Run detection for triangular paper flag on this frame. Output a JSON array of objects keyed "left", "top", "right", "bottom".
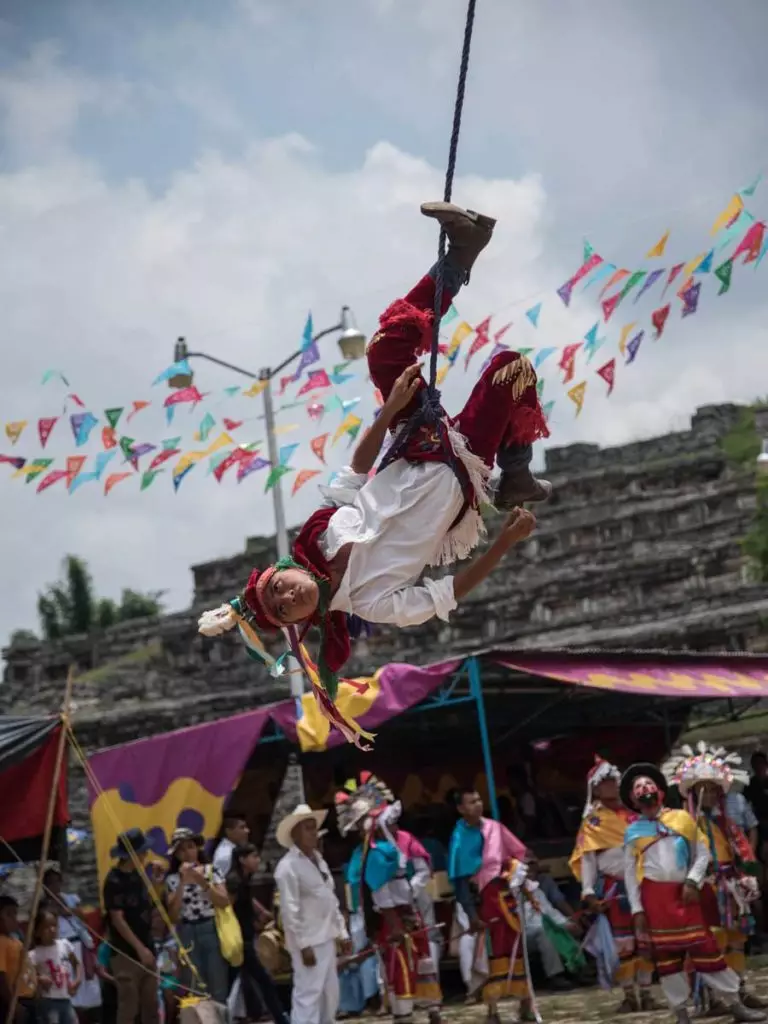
[
  {"left": 625, "top": 331, "right": 644, "bottom": 365},
  {"left": 733, "top": 221, "right": 766, "bottom": 264},
  {"left": 104, "top": 407, "right": 123, "bottom": 430},
  {"left": 70, "top": 412, "right": 99, "bottom": 447},
  {"left": 278, "top": 443, "right": 299, "bottom": 466},
  {"left": 37, "top": 470, "right": 68, "bottom": 494},
  {"left": 711, "top": 194, "right": 744, "bottom": 235},
  {"left": 695, "top": 250, "right": 714, "bottom": 273},
  {"left": 601, "top": 292, "right": 622, "bottom": 321},
  {"left": 301, "top": 312, "right": 314, "bottom": 351},
  {"left": 38, "top": 417, "right": 58, "bottom": 448},
  {"left": 448, "top": 321, "right": 473, "bottom": 356},
  {"left": 662, "top": 263, "right": 685, "bottom": 297},
  {"left": 222, "top": 418, "right": 243, "bottom": 431},
  {"left": 292, "top": 469, "right": 321, "bottom": 496},
  {"left": 441, "top": 304, "right": 459, "bottom": 325},
  {"left": 646, "top": 230, "right": 670, "bottom": 259},
  {"left": 5, "top": 421, "right": 27, "bottom": 445},
  {"left": 140, "top": 469, "right": 163, "bottom": 491},
  {"left": 599, "top": 268, "right": 630, "bottom": 298},
  {"left": 567, "top": 381, "right": 587, "bottom": 417},
  {"left": 681, "top": 281, "right": 701, "bottom": 317},
  {"left": 596, "top": 359, "right": 616, "bottom": 395},
  {"left": 104, "top": 472, "right": 133, "bottom": 496},
  {"left": 583, "top": 238, "right": 594, "bottom": 262},
  {"left": 618, "top": 323, "right": 636, "bottom": 357},
  {"left": 714, "top": 258, "right": 733, "bottom": 295},
  {"left": 243, "top": 380, "right": 268, "bottom": 398},
  {"left": 333, "top": 413, "right": 363, "bottom": 445},
  {"left": 740, "top": 173, "right": 763, "bottom": 198},
  {"left": 532, "top": 347, "right": 555, "bottom": 370},
  {"left": 651, "top": 304, "right": 671, "bottom": 338},
  {"left": 66, "top": 456, "right": 87, "bottom": 488},
  {"left": 310, "top": 433, "right": 329, "bottom": 464},
  {"left": 196, "top": 411, "right": 216, "bottom": 441},
  {"left": 634, "top": 268, "right": 665, "bottom": 303},
  {"left": 127, "top": 400, "right": 150, "bottom": 422},
  {"left": 543, "top": 400, "right": 555, "bottom": 419},
  {"left": 265, "top": 464, "right": 293, "bottom": 492},
  {"left": 525, "top": 303, "right": 542, "bottom": 327},
  {"left": 297, "top": 370, "right": 332, "bottom": 396}
]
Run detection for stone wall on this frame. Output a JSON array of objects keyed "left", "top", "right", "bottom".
[{"left": 4, "top": 401, "right": 768, "bottom": 898}]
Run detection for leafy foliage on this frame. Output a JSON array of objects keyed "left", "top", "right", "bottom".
[{"left": 36, "top": 556, "right": 164, "bottom": 641}]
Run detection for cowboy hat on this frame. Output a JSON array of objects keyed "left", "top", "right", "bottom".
[
  {"left": 168, "top": 826, "right": 204, "bottom": 856},
  {"left": 620, "top": 762, "right": 667, "bottom": 810},
  {"left": 276, "top": 804, "right": 327, "bottom": 849},
  {"left": 110, "top": 828, "right": 151, "bottom": 860}
]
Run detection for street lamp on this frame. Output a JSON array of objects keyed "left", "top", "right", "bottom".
[{"left": 169, "top": 307, "right": 366, "bottom": 697}]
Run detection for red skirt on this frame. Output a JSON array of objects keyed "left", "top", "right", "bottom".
[
  {"left": 377, "top": 906, "right": 441, "bottom": 1006},
  {"left": 640, "top": 879, "right": 727, "bottom": 976},
  {"left": 479, "top": 878, "right": 528, "bottom": 1002}
]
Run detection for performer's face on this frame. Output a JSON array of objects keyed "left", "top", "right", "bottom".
[
  {"left": 631, "top": 775, "right": 661, "bottom": 815},
  {"left": 595, "top": 777, "right": 619, "bottom": 803},
  {"left": 696, "top": 781, "right": 721, "bottom": 810},
  {"left": 459, "top": 790, "right": 483, "bottom": 824},
  {"left": 265, "top": 567, "right": 320, "bottom": 624}
]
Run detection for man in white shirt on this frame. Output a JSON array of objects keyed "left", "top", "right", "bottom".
[
  {"left": 274, "top": 804, "right": 350, "bottom": 1024},
  {"left": 622, "top": 762, "right": 765, "bottom": 1024},
  {"left": 213, "top": 814, "right": 250, "bottom": 878}
]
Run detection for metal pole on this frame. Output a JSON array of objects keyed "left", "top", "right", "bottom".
[
  {"left": 260, "top": 371, "right": 289, "bottom": 561},
  {"left": 467, "top": 656, "right": 499, "bottom": 821},
  {"left": 260, "top": 371, "right": 304, "bottom": 703}
]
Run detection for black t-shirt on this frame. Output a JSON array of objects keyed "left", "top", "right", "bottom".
[
  {"left": 226, "top": 872, "right": 256, "bottom": 944},
  {"left": 103, "top": 865, "right": 154, "bottom": 957}
]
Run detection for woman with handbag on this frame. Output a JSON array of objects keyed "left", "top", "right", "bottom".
[
  {"left": 166, "top": 828, "right": 230, "bottom": 1005},
  {"left": 227, "top": 845, "right": 289, "bottom": 1024}
]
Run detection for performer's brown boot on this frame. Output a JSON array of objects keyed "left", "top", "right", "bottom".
[
  {"left": 420, "top": 201, "right": 496, "bottom": 282},
  {"left": 494, "top": 443, "right": 552, "bottom": 509},
  {"left": 614, "top": 991, "right": 640, "bottom": 1014},
  {"left": 728, "top": 1001, "right": 768, "bottom": 1022},
  {"left": 639, "top": 989, "right": 663, "bottom": 1011}
]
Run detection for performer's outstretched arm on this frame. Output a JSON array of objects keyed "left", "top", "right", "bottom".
[
  {"left": 350, "top": 363, "right": 422, "bottom": 474},
  {"left": 453, "top": 508, "right": 536, "bottom": 602}
]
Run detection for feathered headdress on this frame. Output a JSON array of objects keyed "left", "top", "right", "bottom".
[
  {"left": 582, "top": 754, "right": 621, "bottom": 819},
  {"left": 661, "top": 741, "right": 750, "bottom": 797},
  {"left": 335, "top": 772, "right": 397, "bottom": 837}
]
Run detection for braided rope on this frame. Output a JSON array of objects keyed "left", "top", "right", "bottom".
[{"left": 378, "top": 0, "right": 478, "bottom": 473}]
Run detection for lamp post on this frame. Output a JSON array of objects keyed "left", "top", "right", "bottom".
[{"left": 169, "top": 308, "right": 367, "bottom": 697}]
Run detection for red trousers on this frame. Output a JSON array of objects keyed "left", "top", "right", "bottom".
[
  {"left": 640, "top": 879, "right": 728, "bottom": 977},
  {"left": 368, "top": 273, "right": 549, "bottom": 468}
]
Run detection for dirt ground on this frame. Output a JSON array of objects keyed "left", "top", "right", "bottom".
[{"left": 351, "top": 959, "right": 768, "bottom": 1023}]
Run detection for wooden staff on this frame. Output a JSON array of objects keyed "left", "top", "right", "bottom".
[{"left": 5, "top": 666, "right": 75, "bottom": 1024}]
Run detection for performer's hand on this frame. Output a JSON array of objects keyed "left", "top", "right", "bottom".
[
  {"left": 137, "top": 944, "right": 156, "bottom": 970},
  {"left": 384, "top": 363, "right": 423, "bottom": 415},
  {"left": 339, "top": 940, "right": 353, "bottom": 958},
  {"left": 583, "top": 895, "right": 607, "bottom": 915},
  {"left": 682, "top": 881, "right": 700, "bottom": 904},
  {"left": 469, "top": 916, "right": 486, "bottom": 934},
  {"left": 300, "top": 947, "right": 317, "bottom": 968},
  {"left": 499, "top": 508, "right": 536, "bottom": 547}
]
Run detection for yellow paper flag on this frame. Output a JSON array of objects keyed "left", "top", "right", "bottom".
[
  {"left": 683, "top": 252, "right": 706, "bottom": 278},
  {"left": 243, "top": 380, "right": 268, "bottom": 398},
  {"left": 274, "top": 423, "right": 299, "bottom": 436},
  {"left": 333, "top": 413, "right": 362, "bottom": 445},
  {"left": 436, "top": 364, "right": 451, "bottom": 386},
  {"left": 448, "top": 321, "right": 473, "bottom": 356},
  {"left": 567, "top": 381, "right": 587, "bottom": 417},
  {"left": 205, "top": 432, "right": 234, "bottom": 455},
  {"left": 711, "top": 194, "right": 743, "bottom": 236},
  {"left": 618, "top": 323, "right": 636, "bottom": 357},
  {"left": 646, "top": 230, "right": 670, "bottom": 259},
  {"left": 5, "top": 421, "right": 27, "bottom": 445}
]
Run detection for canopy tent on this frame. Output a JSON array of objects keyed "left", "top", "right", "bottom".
[
  {"left": 86, "top": 647, "right": 768, "bottom": 889},
  {"left": 0, "top": 714, "right": 69, "bottom": 863}
]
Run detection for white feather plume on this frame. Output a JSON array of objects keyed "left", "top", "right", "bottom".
[{"left": 198, "top": 604, "right": 239, "bottom": 636}]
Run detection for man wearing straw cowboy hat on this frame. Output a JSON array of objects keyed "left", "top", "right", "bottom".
[
  {"left": 274, "top": 804, "right": 351, "bottom": 1024},
  {"left": 103, "top": 828, "right": 160, "bottom": 1024}
]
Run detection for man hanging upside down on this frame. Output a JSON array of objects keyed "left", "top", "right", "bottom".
[{"left": 200, "top": 202, "right": 551, "bottom": 699}]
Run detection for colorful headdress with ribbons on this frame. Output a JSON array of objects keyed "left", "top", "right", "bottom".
[
  {"left": 335, "top": 772, "right": 396, "bottom": 836},
  {"left": 582, "top": 754, "right": 621, "bottom": 818},
  {"left": 661, "top": 741, "right": 750, "bottom": 797}
]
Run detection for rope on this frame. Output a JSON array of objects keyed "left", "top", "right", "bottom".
[{"left": 378, "top": 0, "right": 478, "bottom": 476}]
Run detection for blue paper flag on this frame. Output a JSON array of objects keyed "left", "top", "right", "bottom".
[
  {"left": 165, "top": 406, "right": 177, "bottom": 426},
  {"left": 584, "top": 323, "right": 599, "bottom": 346},
  {"left": 543, "top": 401, "right": 555, "bottom": 419},
  {"left": 441, "top": 304, "right": 459, "bottom": 325},
  {"left": 534, "top": 347, "right": 557, "bottom": 369},
  {"left": 69, "top": 471, "right": 98, "bottom": 494},
  {"left": 740, "top": 173, "right": 763, "bottom": 198},
  {"left": 93, "top": 450, "right": 117, "bottom": 479},
  {"left": 754, "top": 237, "right": 768, "bottom": 270},
  {"left": 278, "top": 443, "right": 299, "bottom": 466},
  {"left": 70, "top": 412, "right": 99, "bottom": 447},
  {"left": 582, "top": 263, "right": 616, "bottom": 290},
  {"left": 153, "top": 359, "right": 191, "bottom": 386},
  {"left": 301, "top": 312, "right": 314, "bottom": 352},
  {"left": 695, "top": 250, "right": 714, "bottom": 274},
  {"left": 173, "top": 463, "right": 196, "bottom": 491},
  {"left": 633, "top": 268, "right": 665, "bottom": 303},
  {"left": 329, "top": 371, "right": 355, "bottom": 386},
  {"left": 525, "top": 303, "right": 542, "bottom": 328}
]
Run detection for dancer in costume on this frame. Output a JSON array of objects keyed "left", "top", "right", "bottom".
[
  {"left": 199, "top": 201, "right": 549, "bottom": 745},
  {"left": 337, "top": 773, "right": 442, "bottom": 1024},
  {"left": 448, "top": 788, "right": 534, "bottom": 1024},
  {"left": 662, "top": 742, "right": 766, "bottom": 1014},
  {"left": 621, "top": 762, "right": 766, "bottom": 1024},
  {"left": 569, "top": 756, "right": 658, "bottom": 1013}
]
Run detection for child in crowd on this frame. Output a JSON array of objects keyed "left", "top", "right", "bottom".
[
  {"left": 94, "top": 925, "right": 116, "bottom": 1024},
  {"left": 30, "top": 908, "right": 82, "bottom": 1024},
  {"left": 0, "top": 895, "right": 37, "bottom": 1024},
  {"left": 152, "top": 909, "right": 180, "bottom": 1024}
]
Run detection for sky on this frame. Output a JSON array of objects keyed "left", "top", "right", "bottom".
[{"left": 1, "top": 0, "right": 767, "bottom": 647}]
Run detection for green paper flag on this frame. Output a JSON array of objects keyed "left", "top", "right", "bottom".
[
  {"left": 265, "top": 464, "right": 294, "bottom": 492},
  {"left": 715, "top": 258, "right": 733, "bottom": 295},
  {"left": 26, "top": 458, "right": 54, "bottom": 483},
  {"left": 536, "top": 378, "right": 545, "bottom": 397},
  {"left": 140, "top": 469, "right": 163, "bottom": 491},
  {"left": 517, "top": 347, "right": 534, "bottom": 358},
  {"left": 105, "top": 408, "right": 124, "bottom": 429},
  {"left": 583, "top": 238, "right": 594, "bottom": 262},
  {"left": 162, "top": 436, "right": 182, "bottom": 450},
  {"left": 119, "top": 436, "right": 135, "bottom": 461}
]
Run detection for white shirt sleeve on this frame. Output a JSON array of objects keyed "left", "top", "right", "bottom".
[
  {"left": 580, "top": 851, "right": 598, "bottom": 898},
  {"left": 535, "top": 888, "right": 567, "bottom": 927},
  {"left": 687, "top": 834, "right": 711, "bottom": 888},
  {"left": 319, "top": 466, "right": 368, "bottom": 508},
  {"left": 409, "top": 857, "right": 431, "bottom": 899},
  {"left": 355, "top": 575, "right": 456, "bottom": 626},
  {"left": 213, "top": 843, "right": 231, "bottom": 878},
  {"left": 276, "top": 863, "right": 304, "bottom": 949},
  {"left": 624, "top": 843, "right": 643, "bottom": 916}
]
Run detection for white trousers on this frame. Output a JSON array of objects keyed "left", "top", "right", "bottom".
[
  {"left": 289, "top": 939, "right": 339, "bottom": 1024},
  {"left": 660, "top": 967, "right": 740, "bottom": 1010}
]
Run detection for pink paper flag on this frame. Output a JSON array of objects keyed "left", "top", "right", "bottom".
[
  {"left": 651, "top": 304, "right": 671, "bottom": 338},
  {"left": 601, "top": 292, "right": 622, "bottom": 322},
  {"left": 310, "top": 433, "right": 329, "bottom": 464},
  {"left": 38, "top": 417, "right": 58, "bottom": 448},
  {"left": 37, "top": 469, "right": 68, "bottom": 493},
  {"left": 297, "top": 370, "right": 332, "bottom": 396},
  {"left": 164, "top": 386, "right": 204, "bottom": 407},
  {"left": 104, "top": 472, "right": 133, "bottom": 496},
  {"left": 292, "top": 469, "right": 321, "bottom": 496},
  {"left": 599, "top": 268, "right": 630, "bottom": 299},
  {"left": 596, "top": 358, "right": 616, "bottom": 395}
]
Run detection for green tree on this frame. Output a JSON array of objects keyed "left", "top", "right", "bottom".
[{"left": 35, "top": 556, "right": 164, "bottom": 640}]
